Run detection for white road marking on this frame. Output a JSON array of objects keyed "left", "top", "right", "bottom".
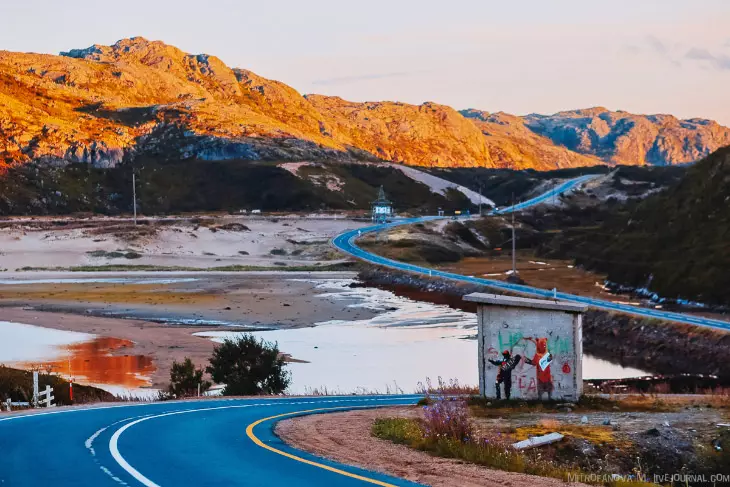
[
  {"left": 107, "top": 397, "right": 416, "bottom": 487},
  {"left": 86, "top": 415, "right": 151, "bottom": 456},
  {"left": 0, "top": 394, "right": 411, "bottom": 423}
]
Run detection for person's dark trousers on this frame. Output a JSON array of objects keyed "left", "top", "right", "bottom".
[{"left": 495, "top": 378, "right": 512, "bottom": 399}]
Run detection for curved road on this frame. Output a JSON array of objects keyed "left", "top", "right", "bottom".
[
  {"left": 0, "top": 395, "right": 424, "bottom": 486},
  {"left": 333, "top": 176, "right": 730, "bottom": 332}
]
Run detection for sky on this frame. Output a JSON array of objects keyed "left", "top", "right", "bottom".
[{"left": 2, "top": 0, "right": 730, "bottom": 124}]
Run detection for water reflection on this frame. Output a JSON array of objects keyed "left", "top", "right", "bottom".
[{"left": 22, "top": 336, "right": 154, "bottom": 388}]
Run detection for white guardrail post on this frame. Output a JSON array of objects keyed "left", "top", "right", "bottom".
[
  {"left": 32, "top": 371, "right": 39, "bottom": 408},
  {"left": 38, "top": 385, "right": 55, "bottom": 408}
]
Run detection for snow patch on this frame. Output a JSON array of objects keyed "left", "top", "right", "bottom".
[{"left": 392, "top": 164, "right": 495, "bottom": 206}]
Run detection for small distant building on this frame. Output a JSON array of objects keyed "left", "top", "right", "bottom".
[
  {"left": 463, "top": 293, "right": 587, "bottom": 401},
  {"left": 371, "top": 186, "right": 393, "bottom": 223}
]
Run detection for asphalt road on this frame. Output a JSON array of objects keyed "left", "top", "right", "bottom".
[
  {"left": 0, "top": 395, "right": 424, "bottom": 487},
  {"left": 332, "top": 176, "right": 730, "bottom": 332}
]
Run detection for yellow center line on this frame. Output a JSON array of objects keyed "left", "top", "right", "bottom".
[{"left": 245, "top": 406, "right": 398, "bottom": 487}]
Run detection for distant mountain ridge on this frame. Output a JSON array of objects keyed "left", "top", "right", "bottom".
[{"left": 0, "top": 37, "right": 728, "bottom": 171}]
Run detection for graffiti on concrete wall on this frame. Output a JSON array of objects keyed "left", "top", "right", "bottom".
[{"left": 486, "top": 322, "right": 575, "bottom": 400}]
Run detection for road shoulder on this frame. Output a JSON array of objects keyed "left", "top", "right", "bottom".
[{"left": 275, "top": 406, "right": 587, "bottom": 487}]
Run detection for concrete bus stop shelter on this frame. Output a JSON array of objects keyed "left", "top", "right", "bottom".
[{"left": 464, "top": 293, "right": 588, "bottom": 401}]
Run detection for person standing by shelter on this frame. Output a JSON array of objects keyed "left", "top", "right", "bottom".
[{"left": 488, "top": 350, "right": 521, "bottom": 400}]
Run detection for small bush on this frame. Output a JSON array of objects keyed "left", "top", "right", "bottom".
[
  {"left": 206, "top": 334, "right": 290, "bottom": 395},
  {"left": 422, "top": 398, "right": 473, "bottom": 442},
  {"left": 372, "top": 418, "right": 423, "bottom": 446},
  {"left": 86, "top": 250, "right": 142, "bottom": 260},
  {"left": 169, "top": 357, "right": 211, "bottom": 397},
  {"left": 270, "top": 248, "right": 287, "bottom": 256},
  {"left": 217, "top": 223, "right": 250, "bottom": 232}
]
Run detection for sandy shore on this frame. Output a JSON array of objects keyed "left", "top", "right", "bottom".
[
  {"left": 277, "top": 407, "right": 588, "bottom": 487},
  {"left": 0, "top": 272, "right": 377, "bottom": 388},
  {"left": 0, "top": 271, "right": 375, "bottom": 329},
  {"left": 0, "top": 217, "right": 367, "bottom": 270}
]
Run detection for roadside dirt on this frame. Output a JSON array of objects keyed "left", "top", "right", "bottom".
[{"left": 276, "top": 407, "right": 589, "bottom": 487}]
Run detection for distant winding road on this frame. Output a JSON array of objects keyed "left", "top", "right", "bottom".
[
  {"left": 332, "top": 175, "right": 730, "bottom": 332},
  {"left": 0, "top": 395, "right": 424, "bottom": 486}
]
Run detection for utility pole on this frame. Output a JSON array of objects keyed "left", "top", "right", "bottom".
[
  {"left": 68, "top": 347, "right": 73, "bottom": 403},
  {"left": 132, "top": 172, "right": 137, "bottom": 225},
  {"left": 511, "top": 192, "right": 517, "bottom": 277},
  {"left": 478, "top": 183, "right": 483, "bottom": 217}
]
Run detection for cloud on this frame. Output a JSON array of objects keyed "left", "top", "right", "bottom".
[
  {"left": 311, "top": 71, "right": 423, "bottom": 86},
  {"left": 684, "top": 47, "right": 730, "bottom": 70},
  {"left": 715, "top": 56, "right": 730, "bottom": 70},
  {"left": 685, "top": 47, "right": 714, "bottom": 60},
  {"left": 644, "top": 35, "right": 681, "bottom": 67},
  {"left": 645, "top": 35, "right": 668, "bottom": 55}
]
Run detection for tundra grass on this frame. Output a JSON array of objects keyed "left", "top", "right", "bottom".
[{"left": 372, "top": 417, "right": 657, "bottom": 487}]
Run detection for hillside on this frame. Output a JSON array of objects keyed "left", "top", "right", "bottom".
[
  {"left": 541, "top": 146, "right": 730, "bottom": 306},
  {"left": 0, "top": 161, "right": 475, "bottom": 215},
  {"left": 524, "top": 108, "right": 730, "bottom": 166},
  {"left": 459, "top": 110, "right": 603, "bottom": 170},
  {"left": 0, "top": 37, "right": 728, "bottom": 172}
]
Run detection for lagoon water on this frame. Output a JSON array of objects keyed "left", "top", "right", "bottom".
[
  {"left": 0, "top": 277, "right": 648, "bottom": 396},
  {"left": 197, "top": 279, "right": 648, "bottom": 394}
]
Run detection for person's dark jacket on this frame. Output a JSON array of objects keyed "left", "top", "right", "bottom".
[{"left": 488, "top": 355, "right": 522, "bottom": 383}]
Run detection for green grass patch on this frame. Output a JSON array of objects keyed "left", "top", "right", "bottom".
[
  {"left": 86, "top": 250, "right": 142, "bottom": 259},
  {"left": 372, "top": 417, "right": 657, "bottom": 486},
  {"left": 372, "top": 418, "right": 579, "bottom": 482}
]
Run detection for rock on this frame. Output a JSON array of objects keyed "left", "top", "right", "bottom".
[
  {"left": 512, "top": 432, "right": 564, "bottom": 450},
  {"left": 581, "top": 416, "right": 589, "bottom": 424},
  {"left": 646, "top": 428, "right": 661, "bottom": 437}
]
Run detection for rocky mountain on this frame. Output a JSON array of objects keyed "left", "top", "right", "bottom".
[
  {"left": 0, "top": 37, "right": 728, "bottom": 172},
  {"left": 459, "top": 110, "right": 602, "bottom": 170},
  {"left": 523, "top": 108, "right": 730, "bottom": 166}
]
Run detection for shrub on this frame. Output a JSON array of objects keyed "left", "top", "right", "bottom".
[
  {"left": 270, "top": 248, "right": 287, "bottom": 256},
  {"left": 206, "top": 334, "right": 290, "bottom": 395},
  {"left": 422, "top": 397, "right": 473, "bottom": 442},
  {"left": 169, "top": 357, "right": 211, "bottom": 397}
]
